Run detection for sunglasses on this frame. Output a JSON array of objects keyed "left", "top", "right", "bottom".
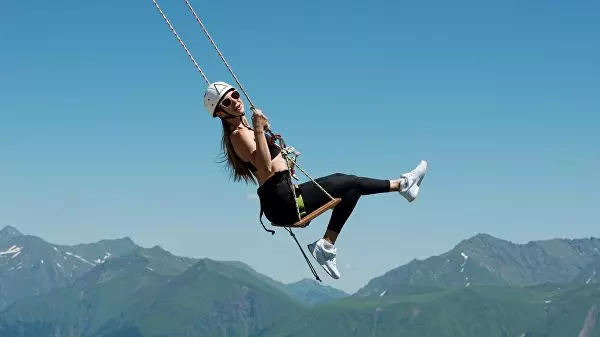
[{"left": 220, "top": 90, "right": 240, "bottom": 107}]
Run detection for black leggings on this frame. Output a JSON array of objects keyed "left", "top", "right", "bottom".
[{"left": 257, "top": 171, "right": 390, "bottom": 233}]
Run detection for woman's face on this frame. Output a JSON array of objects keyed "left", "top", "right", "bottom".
[{"left": 218, "top": 89, "right": 244, "bottom": 116}]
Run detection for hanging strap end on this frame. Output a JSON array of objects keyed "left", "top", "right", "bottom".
[{"left": 259, "top": 208, "right": 275, "bottom": 235}]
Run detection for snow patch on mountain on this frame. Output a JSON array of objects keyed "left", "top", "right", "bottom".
[{"left": 0, "top": 245, "right": 23, "bottom": 259}]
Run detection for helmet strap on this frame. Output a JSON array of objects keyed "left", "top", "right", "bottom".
[
  {"left": 221, "top": 112, "right": 243, "bottom": 120},
  {"left": 215, "top": 108, "right": 242, "bottom": 120},
  {"left": 218, "top": 112, "right": 245, "bottom": 129}
]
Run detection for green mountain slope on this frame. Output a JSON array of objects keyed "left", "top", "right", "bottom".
[
  {"left": 572, "top": 257, "right": 600, "bottom": 285},
  {"left": 284, "top": 278, "right": 348, "bottom": 306},
  {"left": 257, "top": 284, "right": 600, "bottom": 337},
  {"left": 538, "top": 284, "right": 600, "bottom": 337},
  {"left": 0, "top": 254, "right": 305, "bottom": 337},
  {"left": 223, "top": 261, "right": 348, "bottom": 306},
  {"left": 96, "top": 258, "right": 305, "bottom": 337},
  {"left": 0, "top": 252, "right": 170, "bottom": 337}
]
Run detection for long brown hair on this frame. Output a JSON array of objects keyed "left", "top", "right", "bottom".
[{"left": 219, "top": 116, "right": 257, "bottom": 185}]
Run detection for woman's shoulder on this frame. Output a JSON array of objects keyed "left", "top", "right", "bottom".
[
  {"left": 230, "top": 126, "right": 254, "bottom": 139},
  {"left": 229, "top": 127, "right": 255, "bottom": 149}
]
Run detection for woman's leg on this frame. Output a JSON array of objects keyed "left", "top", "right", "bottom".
[
  {"left": 299, "top": 173, "right": 398, "bottom": 243},
  {"left": 301, "top": 160, "right": 428, "bottom": 280}
]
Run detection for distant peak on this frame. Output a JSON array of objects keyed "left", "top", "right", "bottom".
[
  {"left": 85, "top": 235, "right": 137, "bottom": 246},
  {"left": 473, "top": 233, "right": 498, "bottom": 240},
  {"left": 116, "top": 236, "right": 136, "bottom": 245},
  {"left": 149, "top": 244, "right": 165, "bottom": 252},
  {"left": 295, "top": 277, "right": 316, "bottom": 284},
  {"left": 109, "top": 235, "right": 136, "bottom": 245},
  {"left": 288, "top": 277, "right": 327, "bottom": 287},
  {"left": 0, "top": 225, "right": 23, "bottom": 239},
  {"left": 466, "top": 233, "right": 507, "bottom": 243},
  {"left": 453, "top": 233, "right": 512, "bottom": 251}
]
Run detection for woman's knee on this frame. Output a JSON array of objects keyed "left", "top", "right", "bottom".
[
  {"left": 328, "top": 173, "right": 359, "bottom": 186},
  {"left": 339, "top": 187, "right": 361, "bottom": 204},
  {"left": 323, "top": 172, "right": 352, "bottom": 182}
]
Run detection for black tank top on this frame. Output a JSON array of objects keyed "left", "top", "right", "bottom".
[{"left": 229, "top": 126, "right": 281, "bottom": 172}]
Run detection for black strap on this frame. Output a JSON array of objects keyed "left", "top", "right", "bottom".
[
  {"left": 284, "top": 227, "right": 321, "bottom": 282},
  {"left": 259, "top": 205, "right": 275, "bottom": 235},
  {"left": 257, "top": 201, "right": 321, "bottom": 282}
]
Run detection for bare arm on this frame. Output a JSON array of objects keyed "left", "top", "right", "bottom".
[
  {"left": 251, "top": 128, "right": 273, "bottom": 172},
  {"left": 230, "top": 129, "right": 273, "bottom": 173}
]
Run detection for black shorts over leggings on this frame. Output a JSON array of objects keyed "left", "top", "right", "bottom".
[{"left": 257, "top": 170, "right": 390, "bottom": 233}]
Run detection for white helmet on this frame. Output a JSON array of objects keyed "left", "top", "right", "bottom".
[{"left": 204, "top": 81, "right": 235, "bottom": 117}]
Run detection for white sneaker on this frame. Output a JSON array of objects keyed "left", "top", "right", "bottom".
[
  {"left": 400, "top": 184, "right": 420, "bottom": 202},
  {"left": 307, "top": 238, "right": 340, "bottom": 279},
  {"left": 399, "top": 160, "right": 427, "bottom": 202}
]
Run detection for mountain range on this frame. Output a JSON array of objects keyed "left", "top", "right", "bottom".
[
  {"left": 1, "top": 225, "right": 599, "bottom": 337},
  {"left": 0, "top": 225, "right": 346, "bottom": 311},
  {"left": 355, "top": 233, "right": 600, "bottom": 298}
]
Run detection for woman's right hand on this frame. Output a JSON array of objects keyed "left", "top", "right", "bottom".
[{"left": 251, "top": 109, "right": 270, "bottom": 131}]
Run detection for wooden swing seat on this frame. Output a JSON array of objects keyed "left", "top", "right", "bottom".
[{"left": 280, "top": 197, "right": 342, "bottom": 228}]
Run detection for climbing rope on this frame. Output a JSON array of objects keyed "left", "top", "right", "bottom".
[
  {"left": 184, "top": 0, "right": 256, "bottom": 111},
  {"left": 150, "top": 0, "right": 209, "bottom": 84}
]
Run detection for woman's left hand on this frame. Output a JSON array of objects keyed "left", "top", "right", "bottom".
[{"left": 252, "top": 109, "right": 270, "bottom": 131}]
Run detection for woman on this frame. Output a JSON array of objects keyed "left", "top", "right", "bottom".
[{"left": 204, "top": 81, "right": 428, "bottom": 279}]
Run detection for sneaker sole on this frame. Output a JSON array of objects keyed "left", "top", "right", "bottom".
[{"left": 401, "top": 185, "right": 420, "bottom": 202}]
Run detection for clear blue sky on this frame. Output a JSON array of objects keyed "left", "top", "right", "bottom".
[{"left": 1, "top": 0, "right": 598, "bottom": 293}]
